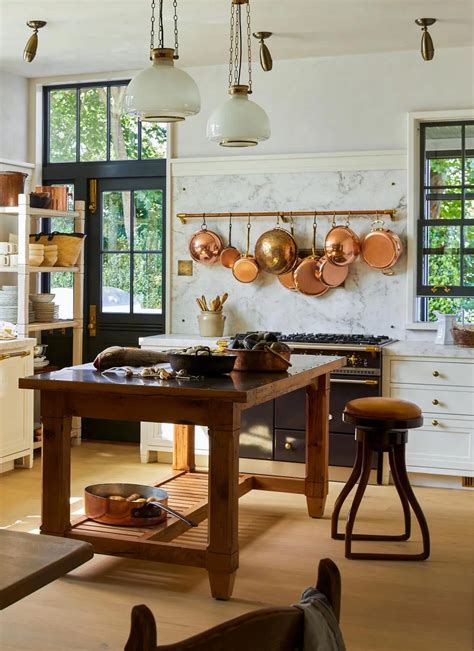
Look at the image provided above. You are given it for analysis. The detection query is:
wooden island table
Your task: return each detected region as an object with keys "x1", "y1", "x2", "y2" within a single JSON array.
[{"x1": 19, "y1": 354, "x2": 344, "y2": 600}]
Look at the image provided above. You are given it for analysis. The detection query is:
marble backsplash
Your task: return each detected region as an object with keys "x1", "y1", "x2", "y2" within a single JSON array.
[{"x1": 170, "y1": 168, "x2": 409, "y2": 338}]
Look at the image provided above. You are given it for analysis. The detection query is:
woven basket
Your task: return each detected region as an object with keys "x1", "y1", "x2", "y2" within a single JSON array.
[
  {"x1": 452, "y1": 323, "x2": 474, "y2": 348},
  {"x1": 30, "y1": 232, "x2": 85, "y2": 267}
]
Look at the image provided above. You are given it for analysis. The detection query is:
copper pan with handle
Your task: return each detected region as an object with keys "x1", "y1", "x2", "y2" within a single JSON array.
[
  {"x1": 232, "y1": 216, "x2": 259, "y2": 283},
  {"x1": 189, "y1": 215, "x2": 223, "y2": 265},
  {"x1": 361, "y1": 217, "x2": 403, "y2": 273},
  {"x1": 220, "y1": 214, "x2": 241, "y2": 268},
  {"x1": 324, "y1": 213, "x2": 360, "y2": 267},
  {"x1": 293, "y1": 218, "x2": 330, "y2": 297}
]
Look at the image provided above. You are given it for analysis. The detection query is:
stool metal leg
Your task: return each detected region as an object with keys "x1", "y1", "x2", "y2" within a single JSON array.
[
  {"x1": 388, "y1": 445, "x2": 411, "y2": 541},
  {"x1": 331, "y1": 440, "x2": 364, "y2": 540},
  {"x1": 345, "y1": 438, "x2": 373, "y2": 558}
]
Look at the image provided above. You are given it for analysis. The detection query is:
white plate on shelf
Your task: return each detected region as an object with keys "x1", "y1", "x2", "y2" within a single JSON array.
[{"x1": 34, "y1": 359, "x2": 50, "y2": 369}]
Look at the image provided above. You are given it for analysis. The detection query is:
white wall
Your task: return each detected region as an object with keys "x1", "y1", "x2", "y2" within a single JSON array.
[
  {"x1": 0, "y1": 71, "x2": 29, "y2": 162},
  {"x1": 176, "y1": 46, "x2": 473, "y2": 158}
]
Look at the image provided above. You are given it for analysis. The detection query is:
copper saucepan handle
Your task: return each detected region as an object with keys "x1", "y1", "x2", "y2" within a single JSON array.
[
  {"x1": 265, "y1": 346, "x2": 293, "y2": 367},
  {"x1": 132, "y1": 501, "x2": 198, "y2": 527}
]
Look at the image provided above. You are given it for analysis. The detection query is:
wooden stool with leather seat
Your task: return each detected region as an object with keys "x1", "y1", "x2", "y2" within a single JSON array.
[{"x1": 331, "y1": 397, "x2": 430, "y2": 561}]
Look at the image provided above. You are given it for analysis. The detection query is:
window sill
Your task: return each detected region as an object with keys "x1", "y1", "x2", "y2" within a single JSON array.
[{"x1": 405, "y1": 322, "x2": 437, "y2": 331}]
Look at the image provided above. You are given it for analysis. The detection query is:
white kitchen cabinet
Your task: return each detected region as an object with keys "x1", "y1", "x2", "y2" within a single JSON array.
[
  {"x1": 383, "y1": 344, "x2": 474, "y2": 478},
  {"x1": 0, "y1": 340, "x2": 34, "y2": 472}
]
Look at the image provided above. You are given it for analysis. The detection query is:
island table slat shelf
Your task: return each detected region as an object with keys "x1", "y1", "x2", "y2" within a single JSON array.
[{"x1": 19, "y1": 354, "x2": 344, "y2": 600}]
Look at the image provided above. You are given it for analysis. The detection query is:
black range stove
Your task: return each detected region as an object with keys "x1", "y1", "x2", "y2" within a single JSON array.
[{"x1": 237, "y1": 332, "x2": 395, "y2": 479}]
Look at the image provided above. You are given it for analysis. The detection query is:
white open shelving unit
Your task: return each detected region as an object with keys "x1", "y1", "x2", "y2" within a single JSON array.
[{"x1": 0, "y1": 194, "x2": 85, "y2": 446}]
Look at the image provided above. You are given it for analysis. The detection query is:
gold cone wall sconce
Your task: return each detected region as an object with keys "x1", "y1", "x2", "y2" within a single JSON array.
[
  {"x1": 23, "y1": 20, "x2": 47, "y2": 62},
  {"x1": 415, "y1": 18, "x2": 436, "y2": 61},
  {"x1": 253, "y1": 31, "x2": 273, "y2": 71}
]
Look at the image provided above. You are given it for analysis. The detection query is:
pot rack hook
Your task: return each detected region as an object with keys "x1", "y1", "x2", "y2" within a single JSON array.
[
  {"x1": 201, "y1": 213, "x2": 207, "y2": 230},
  {"x1": 290, "y1": 213, "x2": 295, "y2": 234},
  {"x1": 346, "y1": 211, "x2": 351, "y2": 227},
  {"x1": 247, "y1": 212, "x2": 251, "y2": 228},
  {"x1": 332, "y1": 211, "x2": 337, "y2": 227}
]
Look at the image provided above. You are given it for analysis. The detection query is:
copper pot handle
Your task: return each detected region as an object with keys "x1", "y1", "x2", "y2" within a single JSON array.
[
  {"x1": 312, "y1": 214, "x2": 318, "y2": 257},
  {"x1": 132, "y1": 501, "x2": 197, "y2": 527},
  {"x1": 245, "y1": 214, "x2": 251, "y2": 257}
]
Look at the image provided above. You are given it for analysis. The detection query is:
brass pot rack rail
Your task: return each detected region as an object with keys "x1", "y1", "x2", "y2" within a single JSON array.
[{"x1": 177, "y1": 209, "x2": 396, "y2": 224}]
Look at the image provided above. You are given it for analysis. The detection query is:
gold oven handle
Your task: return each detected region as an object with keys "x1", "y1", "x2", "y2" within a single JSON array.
[
  {"x1": 330, "y1": 378, "x2": 379, "y2": 386},
  {"x1": 0, "y1": 350, "x2": 31, "y2": 362}
]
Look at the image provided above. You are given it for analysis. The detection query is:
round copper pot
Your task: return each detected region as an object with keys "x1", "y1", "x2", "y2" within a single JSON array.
[
  {"x1": 220, "y1": 217, "x2": 240, "y2": 268},
  {"x1": 361, "y1": 228, "x2": 403, "y2": 270},
  {"x1": 232, "y1": 220, "x2": 259, "y2": 283},
  {"x1": 315, "y1": 255, "x2": 349, "y2": 287},
  {"x1": 189, "y1": 225, "x2": 223, "y2": 265},
  {"x1": 294, "y1": 256, "x2": 330, "y2": 296},
  {"x1": 324, "y1": 225, "x2": 360, "y2": 267},
  {"x1": 84, "y1": 483, "x2": 196, "y2": 528},
  {"x1": 278, "y1": 256, "x2": 303, "y2": 291},
  {"x1": 254, "y1": 227, "x2": 298, "y2": 275}
]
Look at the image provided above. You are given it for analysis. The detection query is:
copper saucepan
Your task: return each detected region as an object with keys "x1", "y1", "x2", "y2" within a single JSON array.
[
  {"x1": 84, "y1": 483, "x2": 197, "y2": 528},
  {"x1": 254, "y1": 215, "x2": 298, "y2": 275},
  {"x1": 293, "y1": 219, "x2": 330, "y2": 297},
  {"x1": 361, "y1": 218, "x2": 403, "y2": 273},
  {"x1": 233, "y1": 217, "x2": 259, "y2": 283},
  {"x1": 312, "y1": 218, "x2": 349, "y2": 287},
  {"x1": 324, "y1": 214, "x2": 360, "y2": 267},
  {"x1": 220, "y1": 214, "x2": 241, "y2": 268},
  {"x1": 189, "y1": 216, "x2": 223, "y2": 265}
]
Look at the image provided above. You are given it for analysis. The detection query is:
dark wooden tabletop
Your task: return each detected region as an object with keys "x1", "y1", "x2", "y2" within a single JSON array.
[{"x1": 19, "y1": 356, "x2": 345, "y2": 403}]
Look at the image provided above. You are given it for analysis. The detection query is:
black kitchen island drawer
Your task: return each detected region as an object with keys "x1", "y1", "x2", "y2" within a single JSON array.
[
  {"x1": 274, "y1": 429, "x2": 306, "y2": 462},
  {"x1": 239, "y1": 401, "x2": 274, "y2": 460}
]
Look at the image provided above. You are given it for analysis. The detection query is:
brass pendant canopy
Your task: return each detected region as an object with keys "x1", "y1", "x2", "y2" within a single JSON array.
[
  {"x1": 253, "y1": 32, "x2": 273, "y2": 71},
  {"x1": 23, "y1": 20, "x2": 46, "y2": 62},
  {"x1": 415, "y1": 18, "x2": 436, "y2": 61}
]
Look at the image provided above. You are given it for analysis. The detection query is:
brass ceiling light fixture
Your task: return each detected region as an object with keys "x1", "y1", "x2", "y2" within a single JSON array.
[
  {"x1": 23, "y1": 20, "x2": 47, "y2": 63},
  {"x1": 415, "y1": 18, "x2": 436, "y2": 61},
  {"x1": 253, "y1": 31, "x2": 273, "y2": 71}
]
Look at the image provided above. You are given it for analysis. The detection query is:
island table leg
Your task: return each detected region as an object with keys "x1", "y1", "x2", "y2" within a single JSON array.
[
  {"x1": 172, "y1": 425, "x2": 196, "y2": 472},
  {"x1": 206, "y1": 404, "x2": 240, "y2": 600},
  {"x1": 41, "y1": 393, "x2": 72, "y2": 536},
  {"x1": 305, "y1": 374, "x2": 330, "y2": 518}
]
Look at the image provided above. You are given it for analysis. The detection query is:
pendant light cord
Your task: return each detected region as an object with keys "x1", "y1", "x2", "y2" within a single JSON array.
[
  {"x1": 238, "y1": 4, "x2": 242, "y2": 85},
  {"x1": 158, "y1": 0, "x2": 164, "y2": 48}
]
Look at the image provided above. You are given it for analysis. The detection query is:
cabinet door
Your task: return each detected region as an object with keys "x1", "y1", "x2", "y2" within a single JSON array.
[{"x1": 0, "y1": 354, "x2": 32, "y2": 457}]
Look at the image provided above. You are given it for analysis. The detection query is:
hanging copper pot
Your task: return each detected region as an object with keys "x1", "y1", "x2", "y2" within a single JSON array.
[
  {"x1": 189, "y1": 216, "x2": 223, "y2": 265},
  {"x1": 293, "y1": 219, "x2": 330, "y2": 297},
  {"x1": 232, "y1": 217, "x2": 259, "y2": 283},
  {"x1": 361, "y1": 218, "x2": 403, "y2": 272},
  {"x1": 220, "y1": 214, "x2": 241, "y2": 268},
  {"x1": 315, "y1": 255, "x2": 349, "y2": 287},
  {"x1": 324, "y1": 214, "x2": 360, "y2": 267},
  {"x1": 279, "y1": 256, "x2": 303, "y2": 291},
  {"x1": 254, "y1": 215, "x2": 298, "y2": 275}
]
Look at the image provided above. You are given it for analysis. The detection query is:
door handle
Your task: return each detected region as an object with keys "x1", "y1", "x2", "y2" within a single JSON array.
[
  {"x1": 0, "y1": 350, "x2": 30, "y2": 362},
  {"x1": 330, "y1": 378, "x2": 378, "y2": 386},
  {"x1": 88, "y1": 304, "x2": 97, "y2": 337}
]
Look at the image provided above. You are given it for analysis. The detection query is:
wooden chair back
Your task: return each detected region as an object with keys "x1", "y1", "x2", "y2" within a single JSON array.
[{"x1": 124, "y1": 558, "x2": 341, "y2": 651}]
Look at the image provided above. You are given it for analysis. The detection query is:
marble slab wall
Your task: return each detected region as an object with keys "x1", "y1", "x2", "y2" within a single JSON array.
[{"x1": 171, "y1": 168, "x2": 407, "y2": 338}]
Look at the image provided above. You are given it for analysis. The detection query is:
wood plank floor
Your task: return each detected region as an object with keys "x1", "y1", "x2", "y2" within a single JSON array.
[{"x1": 0, "y1": 442, "x2": 472, "y2": 651}]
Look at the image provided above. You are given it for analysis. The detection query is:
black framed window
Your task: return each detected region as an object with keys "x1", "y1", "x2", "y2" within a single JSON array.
[{"x1": 417, "y1": 120, "x2": 474, "y2": 322}]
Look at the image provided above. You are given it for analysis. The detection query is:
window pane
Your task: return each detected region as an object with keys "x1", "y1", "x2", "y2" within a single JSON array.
[
  {"x1": 49, "y1": 89, "x2": 76, "y2": 162},
  {"x1": 102, "y1": 253, "x2": 130, "y2": 313},
  {"x1": 80, "y1": 87, "x2": 107, "y2": 161},
  {"x1": 464, "y1": 225, "x2": 474, "y2": 286},
  {"x1": 102, "y1": 191, "x2": 131, "y2": 251},
  {"x1": 428, "y1": 158, "x2": 462, "y2": 187},
  {"x1": 425, "y1": 195, "x2": 462, "y2": 220},
  {"x1": 424, "y1": 297, "x2": 474, "y2": 323},
  {"x1": 141, "y1": 123, "x2": 167, "y2": 159},
  {"x1": 110, "y1": 86, "x2": 138, "y2": 160},
  {"x1": 425, "y1": 125, "x2": 462, "y2": 155},
  {"x1": 133, "y1": 254, "x2": 162, "y2": 314},
  {"x1": 466, "y1": 125, "x2": 474, "y2": 184},
  {"x1": 134, "y1": 190, "x2": 163, "y2": 251},
  {"x1": 50, "y1": 272, "x2": 73, "y2": 319},
  {"x1": 423, "y1": 225, "x2": 461, "y2": 286}
]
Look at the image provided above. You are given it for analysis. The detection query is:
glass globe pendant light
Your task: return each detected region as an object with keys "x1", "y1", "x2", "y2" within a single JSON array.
[
  {"x1": 125, "y1": 0, "x2": 200, "y2": 122},
  {"x1": 207, "y1": 0, "x2": 270, "y2": 147}
]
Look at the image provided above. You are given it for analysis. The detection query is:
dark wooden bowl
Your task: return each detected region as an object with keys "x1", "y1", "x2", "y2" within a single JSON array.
[
  {"x1": 228, "y1": 348, "x2": 291, "y2": 372},
  {"x1": 29, "y1": 192, "x2": 51, "y2": 208}
]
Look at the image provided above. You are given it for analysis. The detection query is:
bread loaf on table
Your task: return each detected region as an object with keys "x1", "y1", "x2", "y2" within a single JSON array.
[{"x1": 93, "y1": 346, "x2": 170, "y2": 371}]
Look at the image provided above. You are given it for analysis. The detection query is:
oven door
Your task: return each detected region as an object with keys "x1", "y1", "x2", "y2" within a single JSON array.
[{"x1": 329, "y1": 375, "x2": 380, "y2": 433}]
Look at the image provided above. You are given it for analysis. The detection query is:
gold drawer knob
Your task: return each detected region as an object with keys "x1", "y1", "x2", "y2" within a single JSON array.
[
  {"x1": 328, "y1": 414, "x2": 333, "y2": 421},
  {"x1": 432, "y1": 399, "x2": 439, "y2": 405},
  {"x1": 432, "y1": 419, "x2": 439, "y2": 426},
  {"x1": 284, "y1": 442, "x2": 293, "y2": 450},
  {"x1": 432, "y1": 371, "x2": 440, "y2": 377}
]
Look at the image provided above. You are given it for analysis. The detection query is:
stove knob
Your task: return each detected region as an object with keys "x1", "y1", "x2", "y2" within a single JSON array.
[{"x1": 347, "y1": 354, "x2": 358, "y2": 366}]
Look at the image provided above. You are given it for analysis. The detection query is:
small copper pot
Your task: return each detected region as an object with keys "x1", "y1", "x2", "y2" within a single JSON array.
[
  {"x1": 293, "y1": 221, "x2": 330, "y2": 296},
  {"x1": 220, "y1": 216, "x2": 241, "y2": 268},
  {"x1": 233, "y1": 219, "x2": 259, "y2": 283},
  {"x1": 361, "y1": 220, "x2": 403, "y2": 271},
  {"x1": 189, "y1": 217, "x2": 223, "y2": 265},
  {"x1": 324, "y1": 216, "x2": 360, "y2": 267},
  {"x1": 315, "y1": 256, "x2": 349, "y2": 287},
  {"x1": 278, "y1": 256, "x2": 303, "y2": 291}
]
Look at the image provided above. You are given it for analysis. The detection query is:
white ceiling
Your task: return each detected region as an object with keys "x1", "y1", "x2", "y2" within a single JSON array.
[{"x1": 0, "y1": 0, "x2": 473, "y2": 78}]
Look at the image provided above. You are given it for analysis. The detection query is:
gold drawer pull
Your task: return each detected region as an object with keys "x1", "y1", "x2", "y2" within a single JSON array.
[
  {"x1": 432, "y1": 371, "x2": 440, "y2": 377},
  {"x1": 0, "y1": 350, "x2": 31, "y2": 362},
  {"x1": 284, "y1": 442, "x2": 293, "y2": 450},
  {"x1": 432, "y1": 399, "x2": 439, "y2": 405},
  {"x1": 432, "y1": 420, "x2": 439, "y2": 427}
]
